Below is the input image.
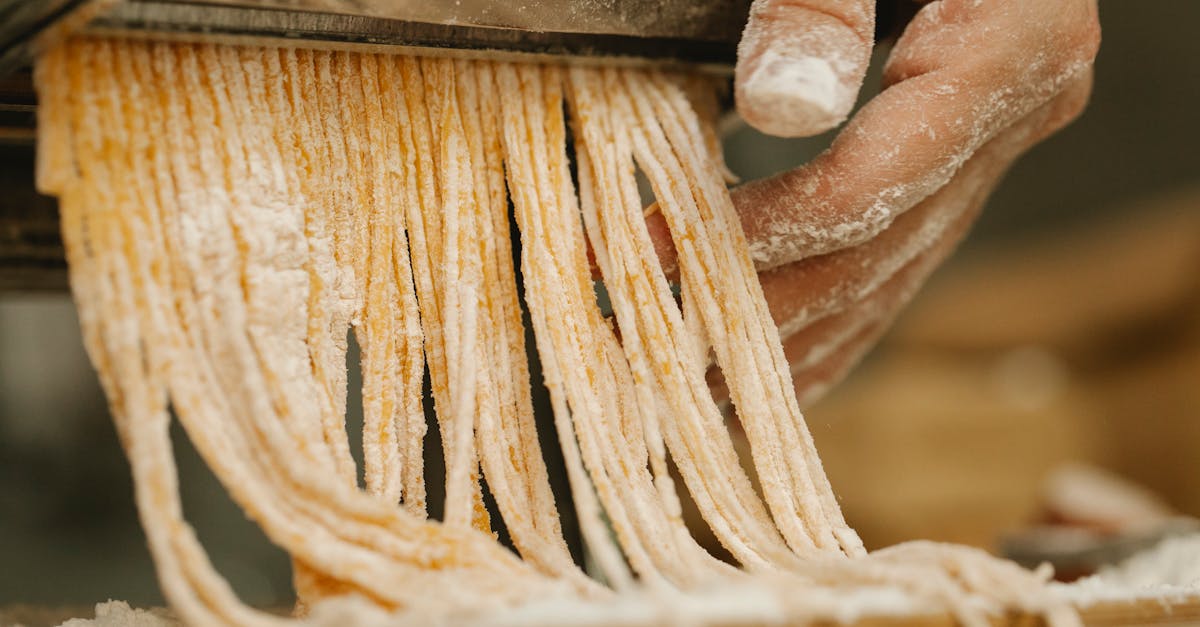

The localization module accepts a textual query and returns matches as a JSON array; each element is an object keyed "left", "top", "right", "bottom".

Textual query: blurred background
[{"left": 1, "top": 0, "right": 1198, "bottom": 614}]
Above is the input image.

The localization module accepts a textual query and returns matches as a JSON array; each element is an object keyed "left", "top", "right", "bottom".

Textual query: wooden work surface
[
  {"left": 831, "top": 594, "right": 1200, "bottom": 627},
  {"left": 3, "top": 596, "right": 1199, "bottom": 626},
  {"left": 1077, "top": 595, "right": 1200, "bottom": 626}
]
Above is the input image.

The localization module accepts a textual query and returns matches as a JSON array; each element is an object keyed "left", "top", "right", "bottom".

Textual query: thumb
[{"left": 735, "top": 0, "right": 875, "bottom": 138}]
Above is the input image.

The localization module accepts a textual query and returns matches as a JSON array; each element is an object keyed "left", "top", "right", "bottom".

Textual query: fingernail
[{"left": 737, "top": 22, "right": 865, "bottom": 138}]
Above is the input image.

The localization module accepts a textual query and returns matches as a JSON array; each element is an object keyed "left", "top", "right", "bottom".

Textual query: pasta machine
[{"left": 0, "top": 0, "right": 752, "bottom": 290}]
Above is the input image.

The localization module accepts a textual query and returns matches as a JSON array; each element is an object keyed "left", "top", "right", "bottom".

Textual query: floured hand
[{"left": 650, "top": 0, "right": 1100, "bottom": 405}]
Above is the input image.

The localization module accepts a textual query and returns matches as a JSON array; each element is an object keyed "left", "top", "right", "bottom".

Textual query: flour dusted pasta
[{"left": 35, "top": 36, "right": 1079, "bottom": 627}]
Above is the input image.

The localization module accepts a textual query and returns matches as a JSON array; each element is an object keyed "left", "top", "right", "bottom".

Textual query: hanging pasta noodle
[{"left": 35, "top": 35, "right": 1081, "bottom": 627}]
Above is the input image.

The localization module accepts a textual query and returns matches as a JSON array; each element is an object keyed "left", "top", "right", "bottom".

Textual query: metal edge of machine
[
  {"left": 1, "top": 0, "right": 748, "bottom": 127},
  {"left": 0, "top": 0, "right": 747, "bottom": 291}
]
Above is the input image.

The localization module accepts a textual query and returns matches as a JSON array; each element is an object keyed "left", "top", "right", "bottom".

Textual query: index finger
[{"left": 735, "top": 0, "right": 876, "bottom": 138}]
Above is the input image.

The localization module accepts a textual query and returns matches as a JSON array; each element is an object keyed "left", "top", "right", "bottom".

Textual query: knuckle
[
  {"left": 1051, "top": 2, "right": 1102, "bottom": 70},
  {"left": 1013, "top": 5, "right": 1099, "bottom": 101}
]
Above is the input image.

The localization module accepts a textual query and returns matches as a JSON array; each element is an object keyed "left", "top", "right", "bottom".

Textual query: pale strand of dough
[
  {"left": 49, "top": 36, "right": 609, "bottom": 614},
  {"left": 41, "top": 38, "right": 569, "bottom": 623},
  {"left": 308, "top": 51, "right": 360, "bottom": 483},
  {"left": 563, "top": 62, "right": 739, "bottom": 587},
  {"left": 403, "top": 57, "right": 492, "bottom": 532},
  {"left": 210, "top": 43, "right": 576, "bottom": 610},
  {"left": 575, "top": 142, "right": 738, "bottom": 587},
  {"left": 422, "top": 57, "right": 486, "bottom": 530},
  {"left": 568, "top": 66, "right": 802, "bottom": 571},
  {"left": 344, "top": 51, "right": 412, "bottom": 503},
  {"left": 654, "top": 71, "right": 864, "bottom": 554},
  {"left": 368, "top": 53, "right": 428, "bottom": 511},
  {"left": 44, "top": 41, "right": 281, "bottom": 627},
  {"left": 578, "top": 65, "right": 777, "bottom": 564},
  {"left": 124, "top": 41, "right": 288, "bottom": 625},
  {"left": 677, "top": 73, "right": 738, "bottom": 186},
  {"left": 223, "top": 47, "right": 362, "bottom": 611},
  {"left": 495, "top": 62, "right": 654, "bottom": 590},
  {"left": 231, "top": 44, "right": 584, "bottom": 607},
  {"left": 377, "top": 53, "right": 438, "bottom": 514},
  {"left": 619, "top": 67, "right": 1081, "bottom": 627},
  {"left": 618, "top": 68, "right": 851, "bottom": 554},
  {"left": 162, "top": 41, "right": 546, "bottom": 610},
  {"left": 454, "top": 60, "right": 591, "bottom": 585},
  {"left": 282, "top": 48, "right": 372, "bottom": 607},
  {"left": 100, "top": 41, "right": 374, "bottom": 619},
  {"left": 567, "top": 65, "right": 1080, "bottom": 627},
  {"left": 634, "top": 80, "right": 824, "bottom": 550},
  {"left": 278, "top": 48, "right": 360, "bottom": 489},
  {"left": 39, "top": 36, "right": 1082, "bottom": 627},
  {"left": 609, "top": 62, "right": 964, "bottom": 614},
  {"left": 569, "top": 71, "right": 765, "bottom": 574},
  {"left": 614, "top": 70, "right": 1002, "bottom": 623},
  {"left": 133, "top": 40, "right": 376, "bottom": 619},
  {"left": 502, "top": 64, "right": 736, "bottom": 588}
]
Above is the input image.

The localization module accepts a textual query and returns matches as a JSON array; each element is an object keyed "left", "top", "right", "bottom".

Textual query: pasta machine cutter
[
  {"left": 0, "top": 0, "right": 751, "bottom": 290},
  {"left": 0, "top": 0, "right": 754, "bottom": 80}
]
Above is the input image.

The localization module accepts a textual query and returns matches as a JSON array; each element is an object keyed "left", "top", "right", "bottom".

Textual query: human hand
[{"left": 648, "top": 0, "right": 1100, "bottom": 406}]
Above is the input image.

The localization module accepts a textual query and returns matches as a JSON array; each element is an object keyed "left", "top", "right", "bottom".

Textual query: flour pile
[{"left": 1058, "top": 533, "right": 1200, "bottom": 606}]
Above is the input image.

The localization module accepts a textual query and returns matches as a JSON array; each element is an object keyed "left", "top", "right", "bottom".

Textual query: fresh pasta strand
[{"left": 35, "top": 35, "right": 1081, "bottom": 627}]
